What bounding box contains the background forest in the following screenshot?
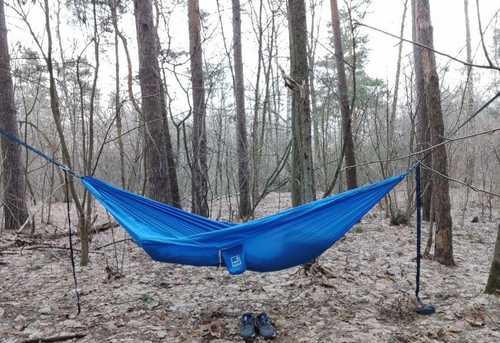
[0,0,499,342]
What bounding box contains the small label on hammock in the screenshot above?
[221,245,246,275]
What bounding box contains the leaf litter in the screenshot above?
[0,191,499,342]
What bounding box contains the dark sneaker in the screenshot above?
[239,313,256,340]
[256,312,277,339]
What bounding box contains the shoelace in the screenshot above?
[241,314,254,324]
[258,314,271,325]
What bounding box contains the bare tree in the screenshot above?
[414,0,454,266]
[14,0,92,264]
[330,0,357,190]
[0,0,29,231]
[460,0,475,227]
[485,224,500,294]
[134,0,179,205]
[249,0,264,208]
[286,0,315,206]
[188,0,209,216]
[109,0,126,189]
[385,0,408,217]
[307,0,324,190]
[232,0,251,219]
[411,0,431,220]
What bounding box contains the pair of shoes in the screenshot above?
[240,312,277,341]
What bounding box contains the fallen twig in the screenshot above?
[21,332,86,343]
[95,238,131,250]
[92,221,119,234]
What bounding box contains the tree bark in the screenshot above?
[159,82,182,208]
[287,0,315,206]
[250,0,264,209]
[40,0,88,265]
[307,1,322,190]
[0,0,29,231]
[411,0,432,220]
[460,0,475,228]
[386,0,408,217]
[134,0,177,205]
[415,0,454,265]
[110,0,126,189]
[188,0,209,216]
[232,0,251,219]
[485,224,500,294]
[330,0,357,190]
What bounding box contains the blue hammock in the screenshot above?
[82,173,405,275]
[0,128,436,310]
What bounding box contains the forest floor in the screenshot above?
[0,189,499,343]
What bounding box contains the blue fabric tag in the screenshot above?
[221,245,246,275]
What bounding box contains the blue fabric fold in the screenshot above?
[82,173,406,274]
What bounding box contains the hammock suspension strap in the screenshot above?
[0,127,81,178]
[65,170,81,315]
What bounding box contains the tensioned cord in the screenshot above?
[0,127,81,178]
[0,127,82,313]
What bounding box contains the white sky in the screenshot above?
[364,0,499,86]
[4,0,500,112]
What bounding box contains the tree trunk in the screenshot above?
[188,0,209,216]
[460,0,475,228]
[250,0,264,209]
[415,0,454,266]
[287,0,315,206]
[0,0,29,231]
[232,0,251,219]
[40,0,88,265]
[159,83,182,208]
[411,0,432,220]
[110,0,126,189]
[134,0,175,204]
[485,225,500,294]
[386,0,408,218]
[307,1,322,190]
[330,0,357,190]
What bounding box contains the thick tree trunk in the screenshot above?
[134,0,177,205]
[485,225,500,294]
[411,0,432,220]
[232,0,251,219]
[287,0,315,206]
[159,83,182,208]
[188,0,209,216]
[0,0,29,231]
[330,0,357,190]
[415,0,454,266]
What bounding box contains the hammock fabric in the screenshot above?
[0,127,436,312]
[82,173,405,275]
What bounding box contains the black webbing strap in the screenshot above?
[64,170,81,315]
[414,163,435,315]
[415,163,422,299]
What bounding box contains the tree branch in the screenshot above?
[354,21,500,72]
